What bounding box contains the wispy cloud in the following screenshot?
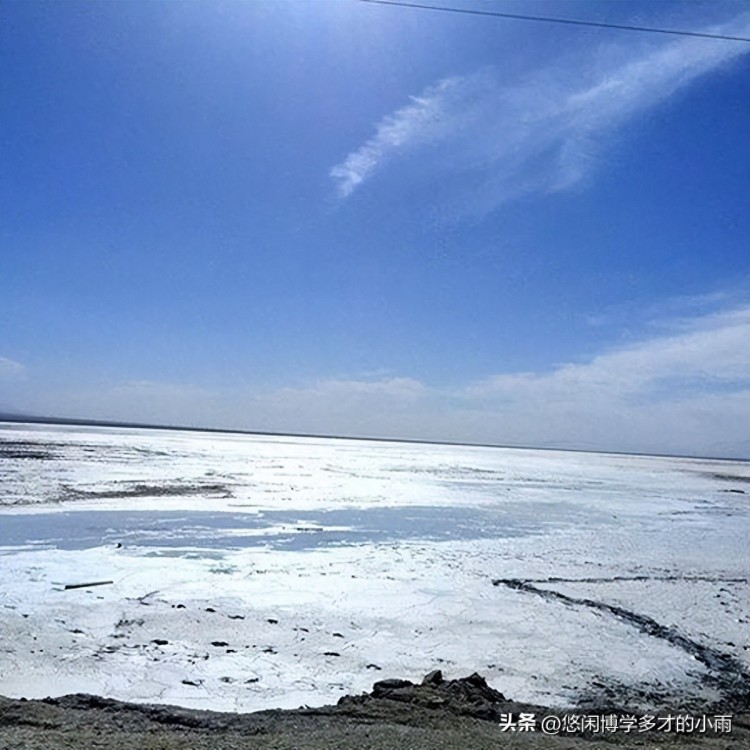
[249,302,750,456]
[461,303,750,455]
[250,376,430,436]
[275,376,426,400]
[0,357,25,378]
[109,380,215,401]
[468,305,750,401]
[330,76,469,198]
[330,12,750,216]
[37,380,218,426]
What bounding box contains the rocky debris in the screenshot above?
[422,669,443,686]
[342,672,510,721]
[6,675,748,750]
[372,678,414,694]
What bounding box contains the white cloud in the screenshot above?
[330,12,750,216]
[245,376,431,437]
[276,376,426,399]
[89,381,219,425]
[246,303,750,457]
[0,357,25,378]
[460,304,750,456]
[330,75,469,197]
[3,306,748,457]
[12,380,219,427]
[109,380,215,401]
[470,305,750,400]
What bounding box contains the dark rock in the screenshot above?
[377,687,414,702]
[366,673,507,720]
[338,693,367,706]
[372,678,413,695]
[422,670,443,686]
[46,694,119,710]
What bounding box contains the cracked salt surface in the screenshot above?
[0,422,748,713]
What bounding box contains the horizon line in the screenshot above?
[0,413,746,464]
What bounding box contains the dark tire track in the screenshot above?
[492,577,750,702]
[515,575,748,584]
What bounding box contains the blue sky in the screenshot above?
[1,0,749,457]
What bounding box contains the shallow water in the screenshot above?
[0,502,617,553]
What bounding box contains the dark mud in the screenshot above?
[0,439,169,463]
[57,481,233,501]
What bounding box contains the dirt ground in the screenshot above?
[1,672,747,750]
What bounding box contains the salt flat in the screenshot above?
[0,422,747,713]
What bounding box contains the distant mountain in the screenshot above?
[0,412,164,430]
[0,409,38,422]
[0,411,731,462]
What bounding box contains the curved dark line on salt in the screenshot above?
[492,578,750,691]
[519,575,748,584]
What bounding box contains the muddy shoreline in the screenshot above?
[1,672,748,750]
